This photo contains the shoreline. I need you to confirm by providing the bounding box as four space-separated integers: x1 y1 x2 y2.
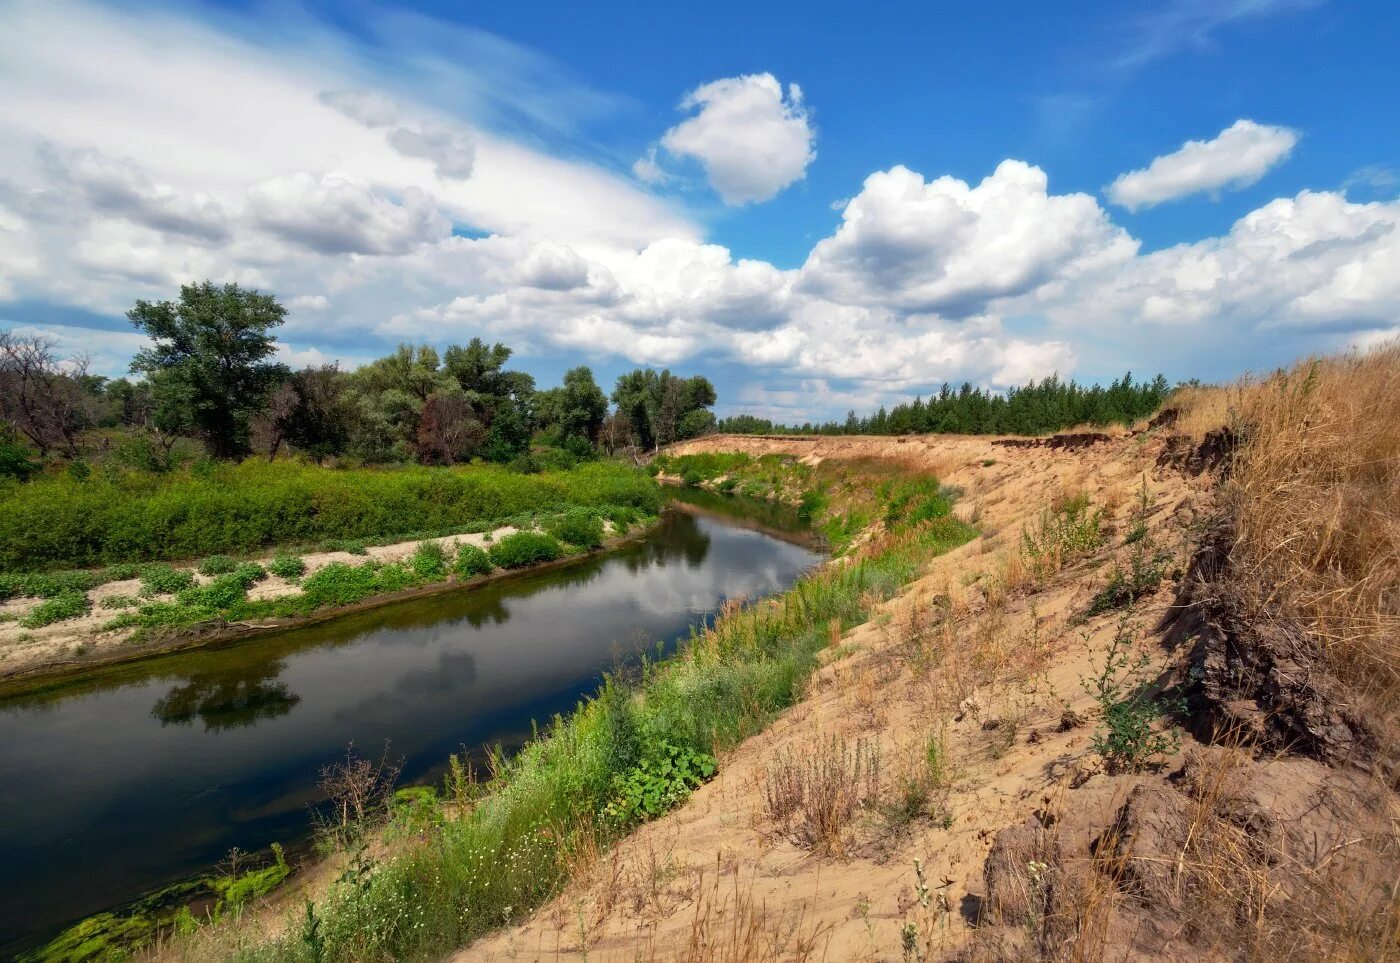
0 520 660 699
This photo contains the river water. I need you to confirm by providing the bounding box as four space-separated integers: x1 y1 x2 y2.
0 490 821 955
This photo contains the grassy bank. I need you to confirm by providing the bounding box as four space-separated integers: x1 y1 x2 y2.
136 464 975 962
653 450 962 555
0 460 660 572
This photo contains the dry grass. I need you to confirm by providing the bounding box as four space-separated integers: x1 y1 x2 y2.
761 735 882 856
1225 342 1400 723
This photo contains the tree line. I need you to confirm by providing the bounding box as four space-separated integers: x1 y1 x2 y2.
0 281 718 478
716 373 1171 438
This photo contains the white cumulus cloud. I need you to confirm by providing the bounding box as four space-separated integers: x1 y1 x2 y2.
652 73 815 205
1106 119 1299 211
802 161 1136 317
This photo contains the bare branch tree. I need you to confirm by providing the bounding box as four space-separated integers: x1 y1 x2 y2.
0 330 93 457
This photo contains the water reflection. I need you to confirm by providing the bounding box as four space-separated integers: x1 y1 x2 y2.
151 661 300 731
0 497 816 956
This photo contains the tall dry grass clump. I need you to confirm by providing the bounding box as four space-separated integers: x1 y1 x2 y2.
1226 341 1400 717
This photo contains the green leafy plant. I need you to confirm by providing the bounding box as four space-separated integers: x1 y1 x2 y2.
139 564 195 596
488 531 563 569
1089 539 1171 614
409 541 449 581
1021 492 1105 580
197 555 238 576
21 591 91 628
1080 615 1183 772
604 740 716 826
298 561 385 607
267 554 306 579
453 544 492 578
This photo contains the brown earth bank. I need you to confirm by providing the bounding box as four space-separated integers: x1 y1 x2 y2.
459 424 1396 961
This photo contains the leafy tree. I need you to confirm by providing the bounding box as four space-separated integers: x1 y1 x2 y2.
127 281 289 459
537 366 608 445
611 369 717 451
284 365 356 463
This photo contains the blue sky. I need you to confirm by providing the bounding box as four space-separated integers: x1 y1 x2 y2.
1 0 1397 421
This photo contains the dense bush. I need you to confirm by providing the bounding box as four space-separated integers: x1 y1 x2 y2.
453 544 492 578
0 460 660 571
298 562 381 608
544 510 605 549
488 531 563 569
176 573 251 611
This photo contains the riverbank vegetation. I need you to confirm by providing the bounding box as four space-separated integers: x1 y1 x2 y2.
59 460 972 963
0 460 658 572
653 449 964 555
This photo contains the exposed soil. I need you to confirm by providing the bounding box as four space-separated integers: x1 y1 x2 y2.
454 431 1391 962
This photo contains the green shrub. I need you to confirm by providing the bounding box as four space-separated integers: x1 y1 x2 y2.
100 563 143 582
139 564 195 596
0 570 99 600
232 562 267 586
488 531 563 569
375 562 419 593
604 741 716 826
21 591 91 628
1081 616 1184 772
680 468 703 487
176 573 250 611
544 510 604 549
267 554 306 579
453 544 492 578
197 555 238 576
299 562 380 607
409 542 449 581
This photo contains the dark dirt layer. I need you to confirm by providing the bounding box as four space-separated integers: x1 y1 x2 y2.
994 432 1114 451
1162 523 1380 770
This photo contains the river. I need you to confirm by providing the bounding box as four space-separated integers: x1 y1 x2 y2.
0 489 821 956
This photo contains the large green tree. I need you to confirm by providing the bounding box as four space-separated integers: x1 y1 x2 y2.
536 366 608 445
127 281 288 460
611 368 716 451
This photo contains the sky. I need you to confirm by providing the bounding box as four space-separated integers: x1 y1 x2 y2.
1 0 1398 422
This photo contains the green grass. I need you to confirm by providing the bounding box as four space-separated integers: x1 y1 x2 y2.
160 497 975 962
0 461 661 571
